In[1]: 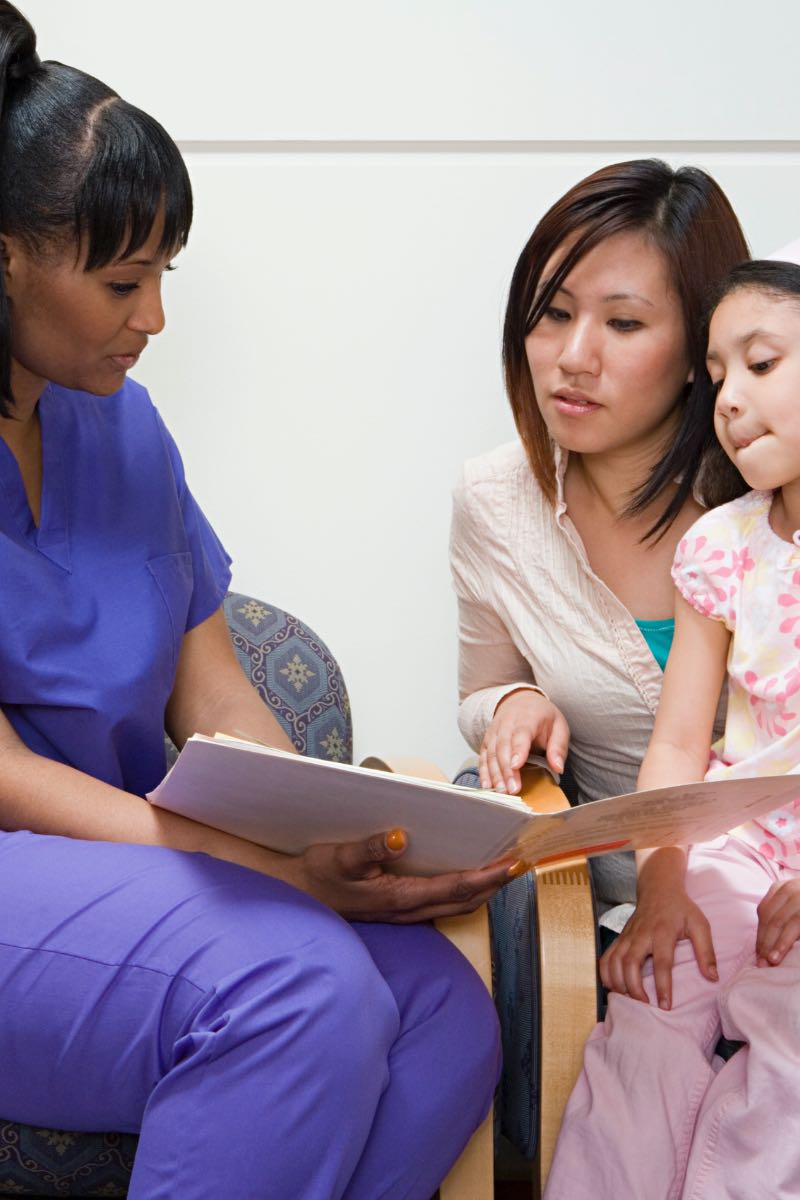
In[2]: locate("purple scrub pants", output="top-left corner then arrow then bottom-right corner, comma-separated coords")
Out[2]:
0,831 -> 500,1199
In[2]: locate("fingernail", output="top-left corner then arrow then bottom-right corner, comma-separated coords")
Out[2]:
494,782 -> 506,793
386,829 -> 407,852
659,997 -> 670,1011
769,950 -> 781,963
553,755 -> 564,772
507,860 -> 529,879
709,964 -> 719,980
507,778 -> 519,793
510,754 -> 520,767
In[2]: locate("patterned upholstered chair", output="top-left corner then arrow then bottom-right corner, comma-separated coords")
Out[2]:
0,592 -> 353,1197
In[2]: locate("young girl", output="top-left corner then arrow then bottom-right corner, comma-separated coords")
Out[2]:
545,259 -> 800,1200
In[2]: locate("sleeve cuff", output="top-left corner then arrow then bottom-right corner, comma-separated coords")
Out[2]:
458,682 -> 547,751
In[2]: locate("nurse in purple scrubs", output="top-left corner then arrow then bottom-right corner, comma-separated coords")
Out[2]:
0,5 -> 509,1196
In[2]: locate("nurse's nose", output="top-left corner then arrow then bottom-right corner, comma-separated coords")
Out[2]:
557,317 -> 600,376
127,281 -> 166,337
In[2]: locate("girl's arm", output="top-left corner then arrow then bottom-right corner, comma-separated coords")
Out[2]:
600,595 -> 730,1008
0,609 -> 516,921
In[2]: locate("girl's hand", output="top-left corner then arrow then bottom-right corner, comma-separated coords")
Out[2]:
600,884 -> 718,1009
756,879 -> 800,966
479,690 -> 569,794
295,829 -> 525,923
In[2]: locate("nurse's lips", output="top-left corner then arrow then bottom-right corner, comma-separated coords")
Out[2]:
552,388 -> 601,415
109,351 -> 142,371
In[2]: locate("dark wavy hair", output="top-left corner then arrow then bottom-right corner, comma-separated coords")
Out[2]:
0,1 -> 192,415
503,158 -> 751,537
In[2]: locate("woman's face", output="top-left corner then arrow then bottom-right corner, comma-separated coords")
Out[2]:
3,219 -> 174,403
525,229 -> 693,459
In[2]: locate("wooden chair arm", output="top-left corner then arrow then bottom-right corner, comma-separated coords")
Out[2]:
519,766 -> 598,1195
360,754 -> 493,1200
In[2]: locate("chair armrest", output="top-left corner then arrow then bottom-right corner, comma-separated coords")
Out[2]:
519,766 -> 598,1195
360,754 -> 493,1200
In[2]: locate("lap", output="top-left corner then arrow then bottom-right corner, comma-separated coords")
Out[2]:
0,831 -> 493,1128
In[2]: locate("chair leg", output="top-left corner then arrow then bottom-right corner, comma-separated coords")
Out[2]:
533,856 -> 597,1195
514,768 -> 598,1198
436,906 -> 494,1200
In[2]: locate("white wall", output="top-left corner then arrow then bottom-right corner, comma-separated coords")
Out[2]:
25,2 -> 800,773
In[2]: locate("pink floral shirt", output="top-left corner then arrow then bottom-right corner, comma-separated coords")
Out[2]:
673,490 -> 800,866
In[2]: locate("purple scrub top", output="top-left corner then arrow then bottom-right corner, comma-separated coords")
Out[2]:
0,378 -> 232,797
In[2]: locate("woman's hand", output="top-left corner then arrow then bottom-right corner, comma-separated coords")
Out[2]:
756,878 -> 800,967
600,878 -> 718,1010
293,829 -> 524,922
479,689 -> 569,794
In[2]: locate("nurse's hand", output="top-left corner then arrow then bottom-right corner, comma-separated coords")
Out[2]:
294,829 -> 526,922
480,690 -> 569,795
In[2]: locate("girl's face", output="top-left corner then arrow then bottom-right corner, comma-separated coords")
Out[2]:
708,288 -> 800,492
3,218 -> 174,405
525,229 -> 693,459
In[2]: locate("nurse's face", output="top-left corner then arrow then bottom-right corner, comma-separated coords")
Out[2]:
3,219 -> 175,406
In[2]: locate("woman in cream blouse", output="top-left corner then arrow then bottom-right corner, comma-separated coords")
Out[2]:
451,159 -> 749,906
451,160 -> 753,1160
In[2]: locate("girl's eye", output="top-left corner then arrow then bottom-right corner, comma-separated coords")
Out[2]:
750,358 -> 776,374
543,306 -> 570,322
109,282 -> 139,297
608,318 -> 642,332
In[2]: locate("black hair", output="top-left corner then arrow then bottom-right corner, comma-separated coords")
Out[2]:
693,258 -> 800,504
0,1 -> 192,415
709,258 -> 800,310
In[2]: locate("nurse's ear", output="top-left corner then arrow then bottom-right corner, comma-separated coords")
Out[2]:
0,233 -> 27,298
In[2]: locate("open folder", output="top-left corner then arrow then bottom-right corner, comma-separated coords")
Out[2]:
146,734 -> 800,876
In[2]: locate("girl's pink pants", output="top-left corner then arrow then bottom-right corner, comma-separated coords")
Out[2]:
544,835 -> 800,1200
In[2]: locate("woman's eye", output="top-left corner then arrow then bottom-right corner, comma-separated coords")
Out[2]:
608,318 -> 642,332
109,282 -> 139,297
750,358 -> 776,374
543,306 -> 570,322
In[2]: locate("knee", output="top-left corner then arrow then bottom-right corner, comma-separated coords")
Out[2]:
398,925 -> 501,1105
186,913 -> 399,1070
721,952 -> 800,1042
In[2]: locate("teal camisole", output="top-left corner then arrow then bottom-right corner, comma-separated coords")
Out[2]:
634,618 -> 675,673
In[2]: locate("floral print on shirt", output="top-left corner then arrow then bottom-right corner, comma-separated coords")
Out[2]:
672,489 -> 800,867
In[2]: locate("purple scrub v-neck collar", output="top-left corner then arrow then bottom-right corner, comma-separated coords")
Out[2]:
0,383 -> 71,572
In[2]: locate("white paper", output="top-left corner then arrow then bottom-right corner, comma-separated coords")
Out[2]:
147,735 -> 800,875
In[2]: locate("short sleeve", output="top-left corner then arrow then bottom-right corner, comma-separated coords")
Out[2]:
671,509 -> 742,628
154,411 -> 233,631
